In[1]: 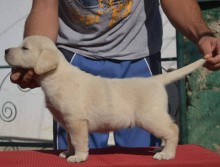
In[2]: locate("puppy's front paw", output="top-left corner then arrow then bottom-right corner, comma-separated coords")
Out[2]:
67,153 -> 88,163
153,151 -> 175,160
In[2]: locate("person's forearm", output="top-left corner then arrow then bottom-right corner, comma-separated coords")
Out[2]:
160,0 -> 213,43
24,0 -> 59,42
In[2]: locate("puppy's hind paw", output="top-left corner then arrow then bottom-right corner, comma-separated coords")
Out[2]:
59,151 -> 74,159
153,151 -> 175,160
59,151 -> 69,159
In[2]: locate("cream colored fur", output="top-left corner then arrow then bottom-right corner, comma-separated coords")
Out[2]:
5,36 -> 205,163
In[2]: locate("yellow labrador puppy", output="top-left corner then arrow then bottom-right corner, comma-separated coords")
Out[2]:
5,36 -> 205,163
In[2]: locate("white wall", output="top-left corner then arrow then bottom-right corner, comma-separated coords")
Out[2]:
161,10 -> 177,70
0,1 -> 32,65
0,1 -> 177,143
0,1 -> 53,142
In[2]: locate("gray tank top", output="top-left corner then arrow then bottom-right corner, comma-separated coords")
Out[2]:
57,0 -> 162,60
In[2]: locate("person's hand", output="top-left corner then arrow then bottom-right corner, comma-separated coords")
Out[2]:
198,35 -> 220,71
10,68 -> 39,89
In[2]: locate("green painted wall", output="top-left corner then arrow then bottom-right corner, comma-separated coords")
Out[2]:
178,1 -> 220,152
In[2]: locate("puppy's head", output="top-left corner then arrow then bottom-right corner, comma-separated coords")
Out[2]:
5,35 -> 59,75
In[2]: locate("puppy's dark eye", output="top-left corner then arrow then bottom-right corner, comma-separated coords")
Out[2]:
22,46 -> 29,50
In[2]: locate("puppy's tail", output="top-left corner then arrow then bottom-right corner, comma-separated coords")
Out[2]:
151,59 -> 206,86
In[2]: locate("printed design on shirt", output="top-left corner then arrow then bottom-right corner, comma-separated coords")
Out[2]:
66,0 -> 133,28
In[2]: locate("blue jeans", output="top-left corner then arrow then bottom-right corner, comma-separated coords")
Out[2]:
54,49 -> 161,149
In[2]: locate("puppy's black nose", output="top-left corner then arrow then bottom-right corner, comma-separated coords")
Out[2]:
5,49 -> 10,55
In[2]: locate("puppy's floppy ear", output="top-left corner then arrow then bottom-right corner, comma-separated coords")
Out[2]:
34,49 -> 59,75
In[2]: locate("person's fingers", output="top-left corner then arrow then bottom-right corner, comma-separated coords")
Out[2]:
23,70 -> 35,83
204,56 -> 220,71
198,36 -> 220,70
29,81 -> 39,89
10,71 -> 21,84
19,70 -> 35,89
204,58 -> 220,71
10,68 -> 38,89
10,68 -> 25,84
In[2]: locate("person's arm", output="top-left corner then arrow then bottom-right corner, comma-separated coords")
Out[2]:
10,0 -> 59,88
24,0 -> 59,41
161,0 -> 220,70
160,0 -> 212,43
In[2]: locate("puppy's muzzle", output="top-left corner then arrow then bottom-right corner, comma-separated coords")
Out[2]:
5,48 -> 10,55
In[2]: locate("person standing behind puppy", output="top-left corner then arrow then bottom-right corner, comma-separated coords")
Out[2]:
10,0 -> 220,150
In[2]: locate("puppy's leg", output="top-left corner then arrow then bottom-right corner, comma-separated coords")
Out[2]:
137,110 -> 178,160
152,123 -> 179,160
60,120 -> 89,163
153,139 -> 165,153
59,133 -> 75,158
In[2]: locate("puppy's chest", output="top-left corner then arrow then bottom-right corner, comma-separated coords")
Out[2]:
41,84 -> 64,106
44,91 -> 64,110
43,85 -> 80,113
